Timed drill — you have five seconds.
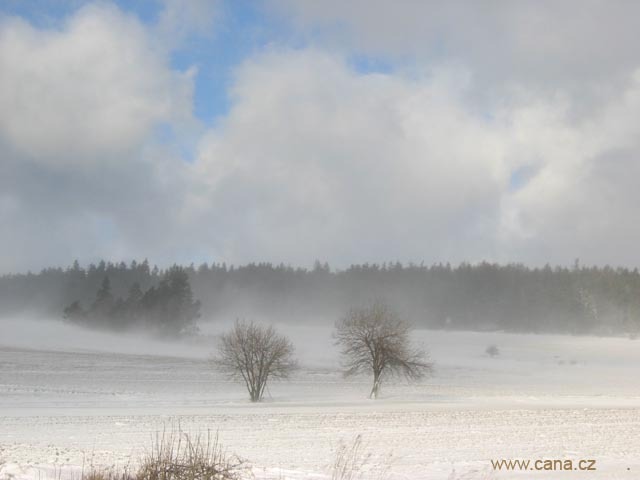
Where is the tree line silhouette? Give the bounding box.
[1,259,640,335]
[63,265,201,336]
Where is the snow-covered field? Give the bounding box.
[1,318,640,479]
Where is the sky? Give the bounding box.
[1,0,640,273]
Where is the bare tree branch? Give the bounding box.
[212,320,298,402]
[334,300,432,399]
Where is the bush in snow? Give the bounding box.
[485,345,500,358]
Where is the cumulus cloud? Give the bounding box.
[188,51,506,264]
[187,49,640,267]
[271,0,640,109]
[2,1,640,272]
[499,71,640,264]
[0,3,196,271]
[0,3,193,166]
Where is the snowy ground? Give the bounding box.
[1,317,640,479]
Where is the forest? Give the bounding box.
[1,259,640,336]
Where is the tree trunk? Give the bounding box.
[369,375,380,399]
[250,385,260,402]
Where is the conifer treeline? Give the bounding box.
[63,266,201,336]
[1,260,640,335]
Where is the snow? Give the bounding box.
[1,318,640,479]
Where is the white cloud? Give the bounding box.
[2,2,640,272]
[0,3,197,272]
[187,49,640,267]
[0,3,193,166]
[498,71,640,264]
[271,0,640,107]
[189,51,508,264]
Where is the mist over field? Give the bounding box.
[3,260,640,339]
[1,259,640,479]
[3,243,640,480]
[2,313,640,479]
[0,316,205,358]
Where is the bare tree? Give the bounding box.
[334,301,432,399]
[213,320,298,402]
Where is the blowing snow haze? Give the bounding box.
[2,260,640,337]
[1,1,640,272]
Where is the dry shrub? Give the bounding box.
[82,470,135,480]
[331,435,392,480]
[485,345,500,358]
[79,430,247,480]
[137,429,248,480]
